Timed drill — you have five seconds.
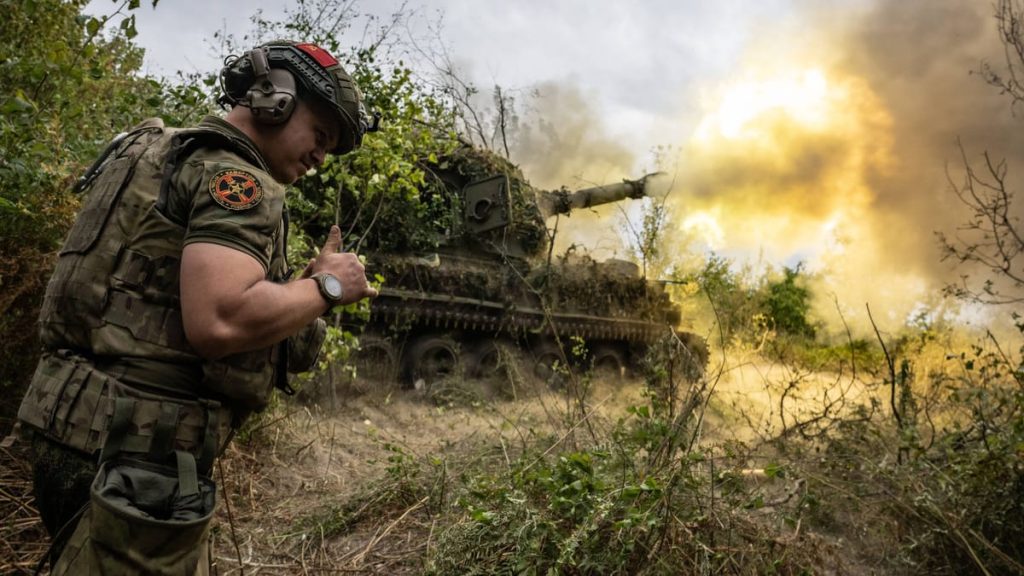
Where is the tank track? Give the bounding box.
[370,287,675,344]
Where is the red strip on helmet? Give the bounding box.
[296,43,339,68]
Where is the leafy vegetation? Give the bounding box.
[0,0,191,418]
[428,340,826,575]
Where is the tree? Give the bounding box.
[939,143,1024,306]
[690,254,769,346]
[765,265,816,339]
[979,0,1024,114]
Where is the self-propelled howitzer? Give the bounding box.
[347,147,706,387]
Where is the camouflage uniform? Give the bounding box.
[17,115,326,570]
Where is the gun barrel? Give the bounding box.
[539,173,659,217]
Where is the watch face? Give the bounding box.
[323,274,343,299]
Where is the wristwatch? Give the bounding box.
[311,272,344,305]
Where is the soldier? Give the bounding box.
[15,40,377,573]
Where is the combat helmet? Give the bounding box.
[219,40,377,154]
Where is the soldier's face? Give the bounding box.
[261,99,340,184]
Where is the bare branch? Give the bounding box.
[939,140,1024,305]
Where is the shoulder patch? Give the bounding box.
[209,169,264,210]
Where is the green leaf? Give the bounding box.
[129,0,141,9]
[764,463,785,479]
[86,17,101,36]
[3,91,36,113]
[120,15,138,39]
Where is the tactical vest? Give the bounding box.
[18,117,324,462]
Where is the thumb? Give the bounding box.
[322,225,342,254]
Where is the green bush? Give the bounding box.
[0,0,176,419]
[897,342,1024,574]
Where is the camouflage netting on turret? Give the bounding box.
[425,145,548,257]
[528,253,681,324]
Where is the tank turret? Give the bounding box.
[332,146,707,388]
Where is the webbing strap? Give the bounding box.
[149,403,181,461]
[275,341,295,395]
[198,405,218,474]
[175,450,199,497]
[72,126,158,195]
[275,209,295,395]
[99,397,135,464]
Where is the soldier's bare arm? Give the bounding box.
[180,225,376,360]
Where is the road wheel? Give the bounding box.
[590,344,626,379]
[352,335,399,385]
[465,339,503,378]
[404,335,460,390]
[530,340,567,389]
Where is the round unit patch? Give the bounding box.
[209,169,264,210]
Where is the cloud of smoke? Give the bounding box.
[664,0,1024,336]
[511,81,638,188]
[510,81,645,260]
[506,0,1024,338]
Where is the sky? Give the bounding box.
[92,0,1024,336]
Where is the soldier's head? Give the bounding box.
[220,41,376,183]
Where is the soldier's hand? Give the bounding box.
[311,225,378,303]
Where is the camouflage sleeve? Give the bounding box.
[176,157,284,273]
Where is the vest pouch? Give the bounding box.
[17,351,80,438]
[17,351,108,453]
[288,317,327,373]
[202,346,277,411]
[52,452,215,576]
[61,156,135,256]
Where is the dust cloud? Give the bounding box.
[512,0,1024,338]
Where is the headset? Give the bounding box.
[220,47,298,125]
[219,42,381,153]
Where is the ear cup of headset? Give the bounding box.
[219,49,299,125]
[247,68,297,125]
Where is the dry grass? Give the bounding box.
[0,442,49,575]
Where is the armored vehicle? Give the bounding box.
[336,146,706,387]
